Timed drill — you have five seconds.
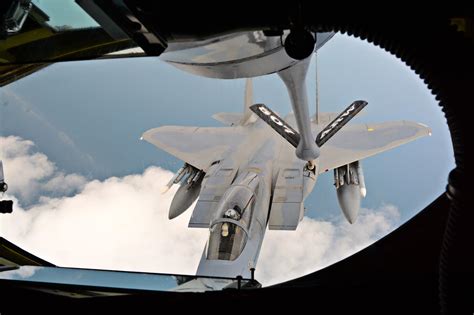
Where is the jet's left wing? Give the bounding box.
[318,121,431,173]
[142,126,244,171]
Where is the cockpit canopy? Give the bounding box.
[206,173,258,261]
[207,219,248,261]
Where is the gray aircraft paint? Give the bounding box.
[144,32,431,280]
[161,32,335,79]
[142,80,430,279]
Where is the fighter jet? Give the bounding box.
[141,79,431,279]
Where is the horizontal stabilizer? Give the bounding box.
[250,104,300,148]
[212,112,244,126]
[316,100,367,146]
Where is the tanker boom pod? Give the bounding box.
[169,164,204,220]
[334,161,366,224]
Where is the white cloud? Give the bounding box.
[256,204,400,285]
[0,136,87,203]
[0,167,208,275]
[0,266,39,280]
[0,136,400,286]
[43,172,88,196]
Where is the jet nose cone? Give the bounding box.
[337,184,361,224]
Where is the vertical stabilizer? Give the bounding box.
[241,78,253,124]
[211,78,254,126]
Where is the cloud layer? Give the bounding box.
[257,204,399,285]
[0,136,87,203]
[0,136,400,285]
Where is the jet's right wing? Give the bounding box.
[142,126,244,171]
[318,121,431,173]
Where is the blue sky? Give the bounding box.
[1,33,454,223]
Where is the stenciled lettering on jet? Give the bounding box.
[319,104,357,140]
[257,105,295,135]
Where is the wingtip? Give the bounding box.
[416,122,432,136]
[140,130,149,141]
[140,129,156,142]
